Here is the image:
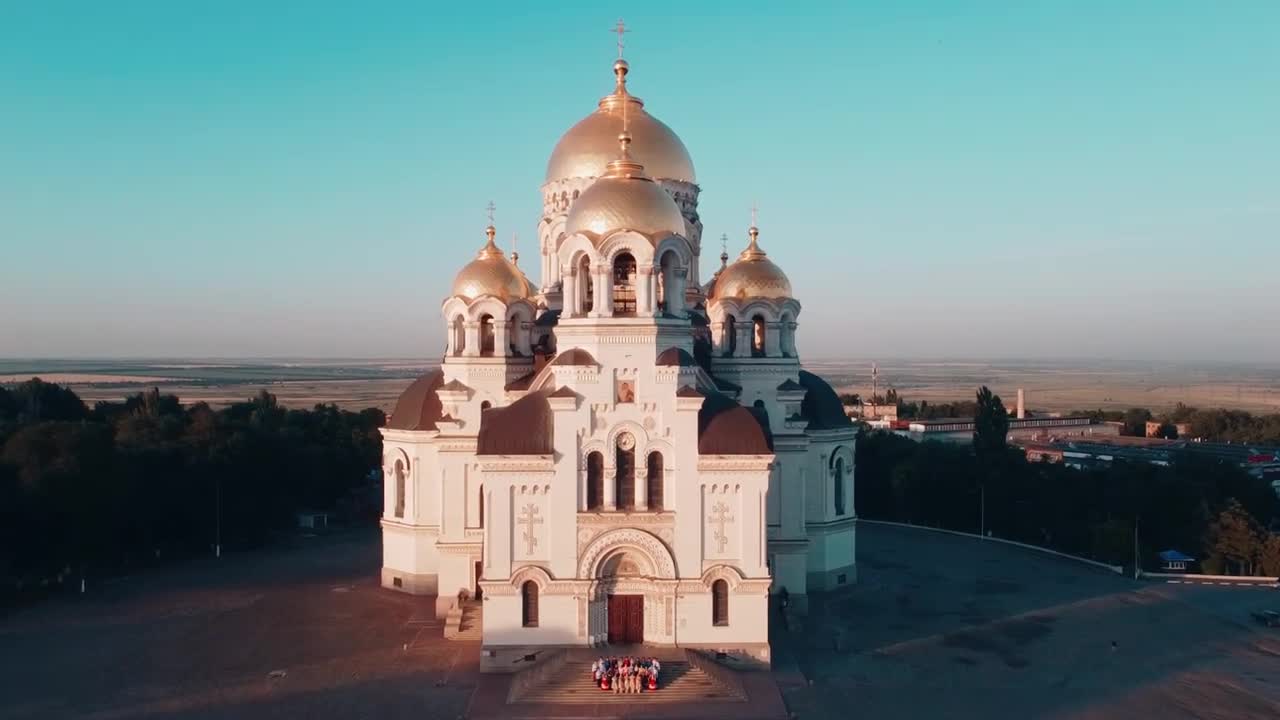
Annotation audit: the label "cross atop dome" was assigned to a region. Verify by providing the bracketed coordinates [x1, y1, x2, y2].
[612, 18, 629, 59]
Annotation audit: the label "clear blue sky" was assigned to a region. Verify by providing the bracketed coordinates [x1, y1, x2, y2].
[2, 1, 1276, 361]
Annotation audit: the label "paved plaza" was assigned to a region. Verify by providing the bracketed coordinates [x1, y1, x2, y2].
[3, 525, 1279, 719]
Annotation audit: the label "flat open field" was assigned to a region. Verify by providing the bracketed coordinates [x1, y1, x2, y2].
[3, 358, 1279, 415]
[3, 524, 1278, 719]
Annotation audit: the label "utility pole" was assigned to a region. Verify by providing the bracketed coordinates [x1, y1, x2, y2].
[1133, 517, 1140, 580]
[215, 477, 222, 559]
[980, 483, 986, 538]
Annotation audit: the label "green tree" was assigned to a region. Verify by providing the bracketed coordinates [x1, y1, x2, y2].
[973, 386, 1009, 460]
[1202, 499, 1265, 575]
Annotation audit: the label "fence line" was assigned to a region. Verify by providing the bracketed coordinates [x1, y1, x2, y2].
[1139, 571, 1278, 583]
[857, 519, 1125, 575]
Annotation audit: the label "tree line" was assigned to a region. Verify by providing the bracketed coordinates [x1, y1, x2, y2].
[839, 386, 1280, 444]
[854, 387, 1280, 574]
[0, 379, 384, 605]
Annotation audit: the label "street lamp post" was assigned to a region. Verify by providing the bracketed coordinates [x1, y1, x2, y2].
[215, 477, 222, 559]
[980, 483, 986, 538]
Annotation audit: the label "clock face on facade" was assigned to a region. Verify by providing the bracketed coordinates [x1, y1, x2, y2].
[616, 432, 636, 451]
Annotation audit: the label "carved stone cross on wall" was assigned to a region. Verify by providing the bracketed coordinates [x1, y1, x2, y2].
[708, 501, 734, 553]
[519, 503, 543, 556]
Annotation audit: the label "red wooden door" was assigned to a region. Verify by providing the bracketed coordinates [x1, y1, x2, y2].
[608, 595, 644, 644]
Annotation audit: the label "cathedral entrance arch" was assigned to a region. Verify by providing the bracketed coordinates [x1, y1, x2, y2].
[579, 528, 676, 645]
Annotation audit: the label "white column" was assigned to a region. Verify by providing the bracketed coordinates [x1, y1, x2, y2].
[561, 267, 577, 318]
[766, 322, 782, 358]
[734, 325, 751, 358]
[463, 321, 481, 357]
[603, 465, 617, 510]
[494, 319, 510, 357]
[637, 267, 654, 317]
[637, 467, 648, 511]
[671, 268, 687, 318]
[590, 265, 607, 317]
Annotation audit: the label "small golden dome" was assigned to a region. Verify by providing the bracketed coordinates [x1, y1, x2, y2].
[710, 226, 792, 301]
[451, 225, 534, 302]
[563, 150, 687, 240]
[545, 60, 696, 184]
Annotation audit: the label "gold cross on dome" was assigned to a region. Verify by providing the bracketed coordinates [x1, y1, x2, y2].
[613, 18, 629, 59]
[485, 200, 496, 225]
[750, 201, 758, 228]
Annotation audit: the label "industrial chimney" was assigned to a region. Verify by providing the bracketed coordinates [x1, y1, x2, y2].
[1016, 388, 1026, 419]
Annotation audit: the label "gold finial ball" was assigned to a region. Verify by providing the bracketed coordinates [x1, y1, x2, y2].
[614, 58, 629, 76]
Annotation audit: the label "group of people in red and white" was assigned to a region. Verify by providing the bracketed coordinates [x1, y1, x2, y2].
[591, 656, 661, 692]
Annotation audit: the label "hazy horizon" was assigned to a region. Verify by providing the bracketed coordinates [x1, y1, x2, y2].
[3, 2, 1277, 361]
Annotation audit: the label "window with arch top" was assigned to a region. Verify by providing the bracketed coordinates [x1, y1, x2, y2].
[712, 579, 729, 626]
[479, 314, 495, 356]
[833, 455, 846, 516]
[451, 316, 466, 356]
[751, 315, 767, 357]
[586, 451, 604, 510]
[615, 433, 636, 511]
[646, 451, 664, 511]
[725, 315, 737, 356]
[612, 252, 637, 316]
[393, 459, 406, 518]
[521, 580, 539, 627]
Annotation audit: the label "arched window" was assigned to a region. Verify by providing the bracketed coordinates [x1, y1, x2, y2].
[613, 252, 637, 316]
[712, 579, 729, 626]
[577, 255, 593, 314]
[833, 456, 846, 516]
[393, 459, 406, 518]
[452, 316, 466, 356]
[586, 451, 604, 511]
[478, 486, 485, 528]
[616, 434, 635, 511]
[751, 315, 767, 357]
[521, 580, 539, 627]
[479, 314, 495, 356]
[658, 250, 680, 315]
[725, 315, 737, 356]
[646, 451, 664, 511]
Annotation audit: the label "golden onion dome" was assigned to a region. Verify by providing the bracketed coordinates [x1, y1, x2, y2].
[710, 226, 792, 301]
[546, 60, 696, 184]
[564, 126, 687, 239]
[451, 225, 534, 302]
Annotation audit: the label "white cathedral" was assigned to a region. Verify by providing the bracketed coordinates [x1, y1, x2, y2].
[379, 52, 855, 664]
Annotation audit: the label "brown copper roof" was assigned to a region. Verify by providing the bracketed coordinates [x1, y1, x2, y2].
[698, 392, 773, 455]
[549, 385, 579, 398]
[386, 370, 446, 431]
[440, 379, 470, 392]
[712, 375, 742, 393]
[477, 390, 554, 455]
[776, 379, 804, 392]
[798, 370, 853, 430]
[676, 385, 705, 398]
[548, 348, 598, 367]
[505, 370, 537, 391]
[656, 347, 698, 367]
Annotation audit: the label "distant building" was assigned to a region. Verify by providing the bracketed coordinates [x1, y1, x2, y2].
[898, 416, 1121, 444]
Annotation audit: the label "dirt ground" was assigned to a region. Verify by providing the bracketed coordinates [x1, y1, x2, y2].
[4, 525, 1279, 719]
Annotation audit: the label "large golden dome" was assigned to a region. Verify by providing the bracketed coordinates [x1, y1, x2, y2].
[710, 227, 792, 300]
[451, 226, 533, 302]
[563, 135, 687, 239]
[545, 60, 696, 184]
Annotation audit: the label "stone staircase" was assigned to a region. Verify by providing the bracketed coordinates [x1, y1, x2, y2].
[513, 654, 745, 705]
[444, 599, 482, 641]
